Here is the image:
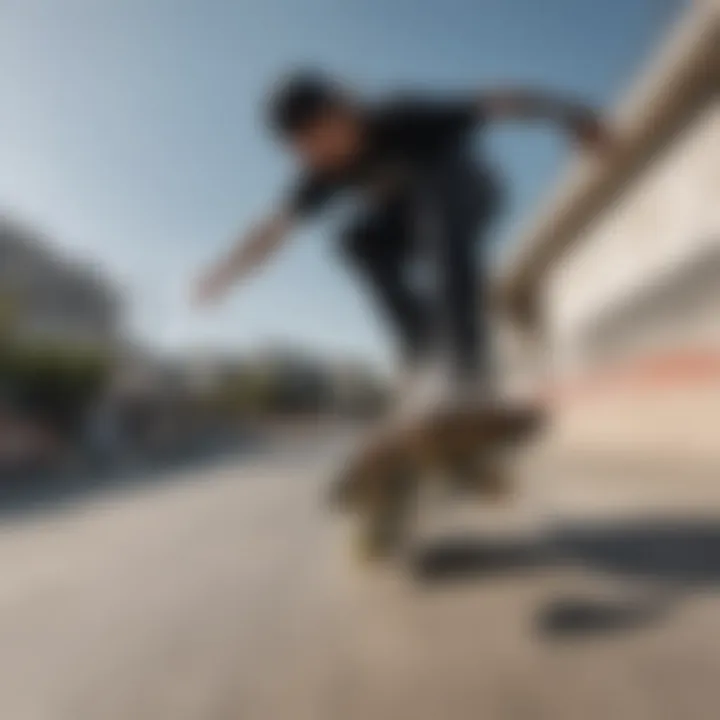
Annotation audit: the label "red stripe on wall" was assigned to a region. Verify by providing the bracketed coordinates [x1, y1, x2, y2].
[543, 350, 720, 405]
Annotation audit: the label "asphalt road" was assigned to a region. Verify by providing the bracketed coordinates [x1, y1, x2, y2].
[1, 435, 720, 720]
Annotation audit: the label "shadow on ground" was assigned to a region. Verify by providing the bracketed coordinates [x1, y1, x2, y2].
[535, 594, 670, 640]
[413, 537, 549, 581]
[0, 429, 272, 522]
[414, 519, 720, 587]
[413, 518, 720, 639]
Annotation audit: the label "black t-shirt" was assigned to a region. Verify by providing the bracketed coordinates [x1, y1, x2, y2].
[286, 96, 483, 217]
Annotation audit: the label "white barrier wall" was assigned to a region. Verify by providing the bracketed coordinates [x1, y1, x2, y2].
[537, 101, 720, 463]
[545, 101, 720, 378]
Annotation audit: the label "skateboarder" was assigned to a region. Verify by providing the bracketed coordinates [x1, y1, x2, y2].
[194, 70, 609, 415]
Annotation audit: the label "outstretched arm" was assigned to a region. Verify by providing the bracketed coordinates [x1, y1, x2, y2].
[193, 169, 335, 306]
[193, 210, 295, 306]
[477, 88, 610, 148]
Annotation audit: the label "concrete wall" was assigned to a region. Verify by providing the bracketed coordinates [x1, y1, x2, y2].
[535, 101, 720, 464]
[544, 100, 720, 378]
[496, 4, 720, 467]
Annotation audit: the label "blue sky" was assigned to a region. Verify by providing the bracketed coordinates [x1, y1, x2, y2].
[0, 0, 680, 365]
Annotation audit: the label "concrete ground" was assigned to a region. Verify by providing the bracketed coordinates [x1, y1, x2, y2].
[1, 433, 720, 720]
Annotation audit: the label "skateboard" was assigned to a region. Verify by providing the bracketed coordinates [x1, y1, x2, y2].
[328, 402, 546, 563]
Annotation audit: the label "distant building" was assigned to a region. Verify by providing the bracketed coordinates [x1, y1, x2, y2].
[177, 346, 389, 417]
[0, 217, 122, 351]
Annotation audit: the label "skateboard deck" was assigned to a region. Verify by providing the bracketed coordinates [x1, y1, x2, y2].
[329, 402, 546, 562]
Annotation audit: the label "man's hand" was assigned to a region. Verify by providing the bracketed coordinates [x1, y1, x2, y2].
[566, 107, 613, 154]
[191, 212, 293, 309]
[193, 264, 233, 307]
[480, 89, 614, 155]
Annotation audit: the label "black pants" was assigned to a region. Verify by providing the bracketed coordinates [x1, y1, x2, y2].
[342, 151, 496, 383]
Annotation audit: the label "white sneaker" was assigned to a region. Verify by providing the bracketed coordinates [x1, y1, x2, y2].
[392, 360, 451, 423]
[446, 375, 498, 409]
[396, 364, 497, 417]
